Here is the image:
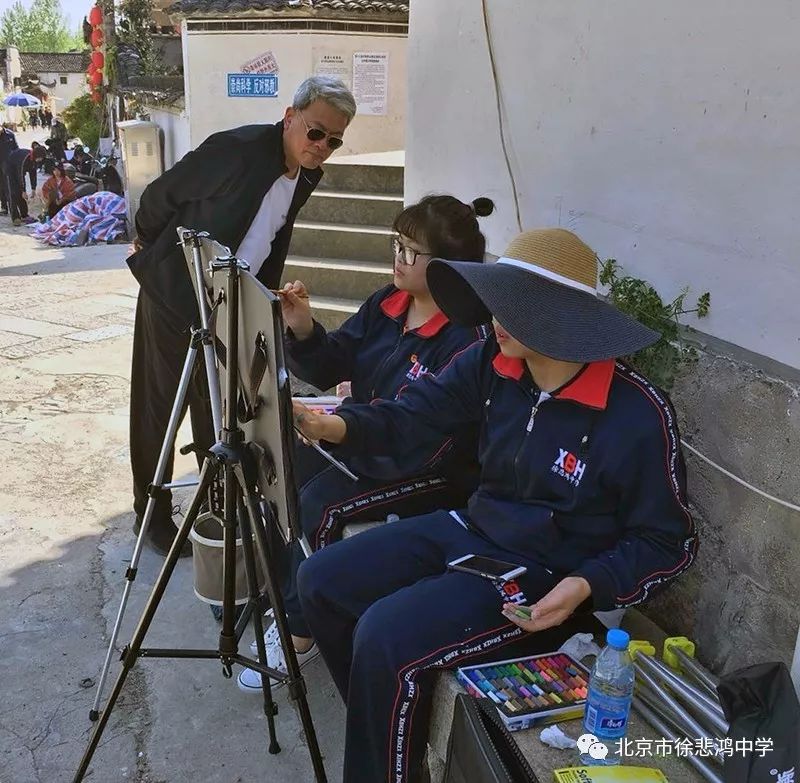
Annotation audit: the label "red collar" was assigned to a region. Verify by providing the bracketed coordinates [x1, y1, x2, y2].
[380, 288, 450, 339]
[491, 353, 615, 410]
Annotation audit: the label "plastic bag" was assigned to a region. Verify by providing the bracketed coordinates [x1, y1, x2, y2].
[717, 662, 800, 782]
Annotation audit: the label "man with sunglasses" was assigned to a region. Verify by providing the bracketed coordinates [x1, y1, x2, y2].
[126, 76, 356, 556]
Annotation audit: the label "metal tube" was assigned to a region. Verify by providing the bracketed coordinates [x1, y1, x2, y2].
[189, 236, 223, 437]
[637, 653, 728, 734]
[674, 648, 721, 694]
[90, 342, 200, 719]
[634, 697, 724, 783]
[635, 686, 724, 770]
[633, 661, 725, 747]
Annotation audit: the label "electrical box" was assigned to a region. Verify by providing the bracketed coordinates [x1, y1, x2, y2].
[117, 120, 164, 234]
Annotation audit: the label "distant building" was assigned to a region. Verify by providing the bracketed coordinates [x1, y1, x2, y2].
[120, 0, 408, 169]
[19, 51, 91, 111]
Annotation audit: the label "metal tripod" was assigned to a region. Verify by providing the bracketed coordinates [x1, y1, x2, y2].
[90, 230, 223, 721]
[75, 249, 327, 782]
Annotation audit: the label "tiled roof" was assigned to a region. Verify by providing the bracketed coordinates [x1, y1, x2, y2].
[20, 52, 90, 74]
[169, 0, 408, 19]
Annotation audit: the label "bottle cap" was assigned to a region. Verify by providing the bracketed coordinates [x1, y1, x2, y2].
[607, 629, 630, 650]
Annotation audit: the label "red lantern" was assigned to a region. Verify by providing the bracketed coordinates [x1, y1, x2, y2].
[91, 51, 104, 68]
[88, 5, 102, 26]
[90, 70, 103, 86]
[91, 90, 102, 104]
[90, 28, 103, 47]
[88, 62, 97, 75]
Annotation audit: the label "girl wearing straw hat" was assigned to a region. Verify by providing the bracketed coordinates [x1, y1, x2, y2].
[293, 227, 698, 783]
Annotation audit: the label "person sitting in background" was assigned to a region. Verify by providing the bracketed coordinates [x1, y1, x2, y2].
[41, 161, 77, 218]
[71, 146, 92, 175]
[292, 228, 698, 783]
[237, 194, 496, 694]
[4, 143, 46, 226]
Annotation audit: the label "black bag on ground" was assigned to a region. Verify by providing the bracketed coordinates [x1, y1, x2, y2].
[444, 693, 540, 783]
[717, 661, 800, 782]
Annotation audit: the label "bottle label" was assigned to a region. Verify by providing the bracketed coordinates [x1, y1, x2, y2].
[583, 693, 631, 739]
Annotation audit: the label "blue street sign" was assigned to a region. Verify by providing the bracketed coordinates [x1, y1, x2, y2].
[227, 73, 279, 98]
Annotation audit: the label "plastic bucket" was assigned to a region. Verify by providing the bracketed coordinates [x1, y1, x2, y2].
[189, 512, 265, 606]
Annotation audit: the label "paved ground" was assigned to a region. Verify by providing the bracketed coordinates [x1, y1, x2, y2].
[0, 224, 345, 782]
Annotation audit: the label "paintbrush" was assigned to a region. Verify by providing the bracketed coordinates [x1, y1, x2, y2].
[269, 288, 309, 299]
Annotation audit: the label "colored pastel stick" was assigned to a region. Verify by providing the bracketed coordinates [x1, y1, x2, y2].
[487, 690, 502, 704]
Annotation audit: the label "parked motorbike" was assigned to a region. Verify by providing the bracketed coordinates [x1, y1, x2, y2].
[61, 147, 124, 198]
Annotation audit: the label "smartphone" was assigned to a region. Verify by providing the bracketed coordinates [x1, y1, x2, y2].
[447, 554, 527, 582]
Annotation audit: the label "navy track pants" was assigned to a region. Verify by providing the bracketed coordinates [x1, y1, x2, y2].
[280, 444, 470, 638]
[298, 510, 587, 783]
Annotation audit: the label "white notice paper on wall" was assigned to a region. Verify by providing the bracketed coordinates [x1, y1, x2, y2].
[314, 52, 352, 88]
[352, 52, 389, 116]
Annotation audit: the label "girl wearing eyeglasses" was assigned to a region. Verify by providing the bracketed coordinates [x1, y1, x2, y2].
[237, 194, 495, 693]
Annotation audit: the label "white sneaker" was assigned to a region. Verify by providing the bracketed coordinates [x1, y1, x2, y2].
[238, 621, 319, 694]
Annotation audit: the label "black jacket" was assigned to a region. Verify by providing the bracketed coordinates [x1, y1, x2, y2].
[0, 128, 18, 166]
[5, 148, 38, 191]
[127, 121, 322, 330]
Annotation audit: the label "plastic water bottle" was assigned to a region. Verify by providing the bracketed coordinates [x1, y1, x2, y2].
[581, 629, 635, 765]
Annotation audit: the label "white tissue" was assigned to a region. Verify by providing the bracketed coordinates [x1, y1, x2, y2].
[558, 632, 602, 661]
[539, 725, 578, 750]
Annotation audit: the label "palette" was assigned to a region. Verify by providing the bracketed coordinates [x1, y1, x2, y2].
[456, 652, 590, 731]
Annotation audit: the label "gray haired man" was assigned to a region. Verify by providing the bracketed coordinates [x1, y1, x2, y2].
[127, 76, 356, 556]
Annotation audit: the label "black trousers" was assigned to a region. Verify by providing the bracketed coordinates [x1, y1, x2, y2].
[5, 169, 28, 221]
[129, 288, 215, 535]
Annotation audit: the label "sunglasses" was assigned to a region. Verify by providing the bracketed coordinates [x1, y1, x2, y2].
[391, 237, 432, 267]
[298, 111, 344, 150]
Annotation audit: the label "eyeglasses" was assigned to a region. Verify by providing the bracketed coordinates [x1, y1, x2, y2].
[298, 111, 344, 150]
[391, 237, 432, 266]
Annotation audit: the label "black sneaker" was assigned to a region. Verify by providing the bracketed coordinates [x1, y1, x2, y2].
[133, 517, 191, 558]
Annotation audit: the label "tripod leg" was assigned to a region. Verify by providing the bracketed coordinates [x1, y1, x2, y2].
[236, 465, 328, 783]
[91, 342, 200, 720]
[73, 458, 220, 783]
[237, 496, 280, 753]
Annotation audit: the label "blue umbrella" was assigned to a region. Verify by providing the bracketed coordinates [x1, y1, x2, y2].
[3, 93, 42, 107]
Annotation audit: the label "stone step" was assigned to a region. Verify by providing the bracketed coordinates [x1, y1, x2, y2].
[289, 221, 393, 264]
[319, 163, 404, 195]
[298, 189, 404, 227]
[308, 294, 360, 331]
[282, 256, 393, 302]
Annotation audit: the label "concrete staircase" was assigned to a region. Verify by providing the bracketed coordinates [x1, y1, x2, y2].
[284, 159, 404, 330]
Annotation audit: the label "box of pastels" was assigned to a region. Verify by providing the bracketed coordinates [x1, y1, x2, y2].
[455, 652, 590, 731]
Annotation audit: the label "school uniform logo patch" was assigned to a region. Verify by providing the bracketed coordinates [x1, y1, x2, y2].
[551, 448, 587, 486]
[405, 354, 429, 381]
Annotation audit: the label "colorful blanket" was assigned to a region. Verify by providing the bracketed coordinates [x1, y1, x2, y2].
[31, 191, 127, 247]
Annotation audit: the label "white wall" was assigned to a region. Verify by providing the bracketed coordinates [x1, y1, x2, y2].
[407, 0, 800, 370]
[40, 72, 87, 112]
[183, 27, 406, 157]
[146, 104, 191, 170]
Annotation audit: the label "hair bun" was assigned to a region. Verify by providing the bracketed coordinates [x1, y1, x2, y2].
[471, 197, 495, 218]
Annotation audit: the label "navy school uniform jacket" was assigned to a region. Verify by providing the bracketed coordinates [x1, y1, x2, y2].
[286, 285, 489, 482]
[332, 338, 698, 611]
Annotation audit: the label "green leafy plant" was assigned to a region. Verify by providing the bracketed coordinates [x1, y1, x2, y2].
[117, 0, 162, 77]
[62, 93, 101, 150]
[600, 259, 711, 390]
[0, 0, 82, 52]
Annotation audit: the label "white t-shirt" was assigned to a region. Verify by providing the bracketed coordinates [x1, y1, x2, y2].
[236, 172, 299, 276]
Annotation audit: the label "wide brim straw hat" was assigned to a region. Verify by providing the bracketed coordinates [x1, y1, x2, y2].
[426, 228, 660, 362]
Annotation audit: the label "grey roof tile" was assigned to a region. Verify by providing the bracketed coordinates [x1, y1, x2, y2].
[169, 0, 408, 19]
[20, 51, 90, 74]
